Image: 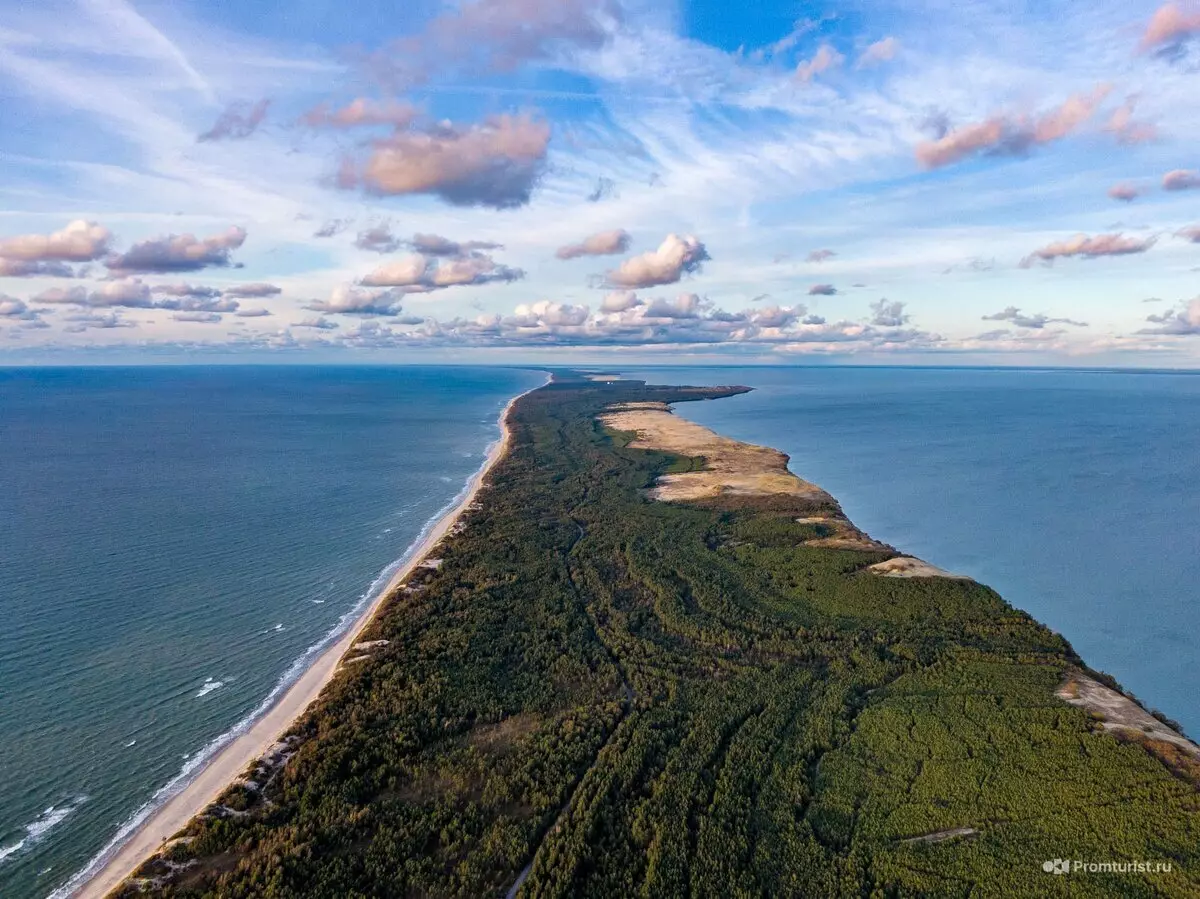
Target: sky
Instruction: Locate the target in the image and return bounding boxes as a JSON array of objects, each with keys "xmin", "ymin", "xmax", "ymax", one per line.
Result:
[{"xmin": 1, "ymin": 0, "xmax": 1199, "ymax": 366}]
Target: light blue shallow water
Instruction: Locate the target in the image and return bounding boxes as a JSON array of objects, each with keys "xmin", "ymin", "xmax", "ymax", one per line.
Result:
[
  {"xmin": 0, "ymin": 365, "xmax": 544, "ymax": 899},
  {"xmin": 624, "ymin": 366, "xmax": 1200, "ymax": 738}
]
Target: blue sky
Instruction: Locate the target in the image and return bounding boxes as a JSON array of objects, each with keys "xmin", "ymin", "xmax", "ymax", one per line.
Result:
[{"xmin": 1, "ymin": 0, "xmax": 1199, "ymax": 365}]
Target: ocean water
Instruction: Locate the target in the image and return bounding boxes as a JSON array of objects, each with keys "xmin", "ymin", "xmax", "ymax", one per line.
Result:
[
  {"xmin": 0, "ymin": 365, "xmax": 544, "ymax": 899},
  {"xmin": 624, "ymin": 366, "xmax": 1200, "ymax": 737}
]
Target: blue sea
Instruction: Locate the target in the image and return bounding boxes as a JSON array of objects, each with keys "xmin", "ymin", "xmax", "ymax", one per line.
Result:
[
  {"xmin": 0, "ymin": 365, "xmax": 545, "ymax": 899},
  {"xmin": 626, "ymin": 366, "xmax": 1200, "ymax": 738}
]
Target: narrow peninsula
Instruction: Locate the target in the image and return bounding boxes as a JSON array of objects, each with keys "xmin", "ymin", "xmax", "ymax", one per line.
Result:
[{"xmin": 99, "ymin": 373, "xmax": 1199, "ymax": 898}]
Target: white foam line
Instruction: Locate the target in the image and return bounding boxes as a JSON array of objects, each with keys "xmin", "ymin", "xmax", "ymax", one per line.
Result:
[{"xmin": 57, "ymin": 374, "xmax": 547, "ymax": 899}]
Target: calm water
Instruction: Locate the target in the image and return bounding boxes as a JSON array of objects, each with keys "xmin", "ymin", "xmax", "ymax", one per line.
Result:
[
  {"xmin": 0, "ymin": 365, "xmax": 544, "ymax": 899},
  {"xmin": 626, "ymin": 366, "xmax": 1200, "ymax": 737}
]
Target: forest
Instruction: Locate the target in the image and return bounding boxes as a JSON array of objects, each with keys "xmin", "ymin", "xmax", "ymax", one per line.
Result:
[{"xmin": 120, "ymin": 372, "xmax": 1200, "ymax": 898}]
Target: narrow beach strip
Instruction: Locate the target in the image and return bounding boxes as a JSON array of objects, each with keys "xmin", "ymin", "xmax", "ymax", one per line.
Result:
[{"xmin": 70, "ymin": 382, "xmax": 539, "ymax": 899}]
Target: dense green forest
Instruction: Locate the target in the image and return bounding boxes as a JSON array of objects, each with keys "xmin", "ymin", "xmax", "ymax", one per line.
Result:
[{"xmin": 121, "ymin": 373, "xmax": 1200, "ymax": 898}]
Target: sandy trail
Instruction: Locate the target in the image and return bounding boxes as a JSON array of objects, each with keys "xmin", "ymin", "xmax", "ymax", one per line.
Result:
[{"xmin": 71, "ymin": 384, "xmax": 537, "ymax": 899}]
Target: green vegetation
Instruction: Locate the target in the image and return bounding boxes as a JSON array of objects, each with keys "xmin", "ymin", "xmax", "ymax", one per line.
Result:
[{"xmin": 125, "ymin": 375, "xmax": 1200, "ymax": 898}]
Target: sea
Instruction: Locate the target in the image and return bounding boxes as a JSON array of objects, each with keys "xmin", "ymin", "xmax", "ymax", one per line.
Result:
[
  {"xmin": 1, "ymin": 365, "xmax": 1196, "ymax": 897},
  {"xmin": 625, "ymin": 366, "xmax": 1200, "ymax": 738},
  {"xmin": 0, "ymin": 365, "xmax": 545, "ymax": 899}
]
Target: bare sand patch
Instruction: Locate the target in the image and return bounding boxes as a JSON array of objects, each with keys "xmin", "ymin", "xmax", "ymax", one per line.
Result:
[
  {"xmin": 601, "ymin": 404, "xmax": 830, "ymax": 503},
  {"xmin": 808, "ymin": 535, "xmax": 891, "ymax": 552},
  {"xmin": 1056, "ymin": 671, "xmax": 1199, "ymax": 758},
  {"xmin": 867, "ymin": 557, "xmax": 970, "ymax": 579}
]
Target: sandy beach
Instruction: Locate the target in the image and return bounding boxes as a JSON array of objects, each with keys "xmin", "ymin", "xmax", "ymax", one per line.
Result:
[{"xmin": 71, "ymin": 385, "xmax": 535, "ymax": 899}]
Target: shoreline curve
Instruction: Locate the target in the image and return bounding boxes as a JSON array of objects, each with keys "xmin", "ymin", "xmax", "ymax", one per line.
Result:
[{"xmin": 68, "ymin": 378, "xmax": 543, "ymax": 899}]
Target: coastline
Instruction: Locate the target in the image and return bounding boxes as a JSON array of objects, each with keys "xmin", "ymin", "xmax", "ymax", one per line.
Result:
[
  {"xmin": 69, "ymin": 380, "xmax": 540, "ymax": 899},
  {"xmin": 61, "ymin": 374, "xmax": 1200, "ymax": 897}
]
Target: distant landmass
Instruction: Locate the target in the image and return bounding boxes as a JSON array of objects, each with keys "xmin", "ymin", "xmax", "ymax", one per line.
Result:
[{"xmin": 96, "ymin": 372, "xmax": 1200, "ymax": 897}]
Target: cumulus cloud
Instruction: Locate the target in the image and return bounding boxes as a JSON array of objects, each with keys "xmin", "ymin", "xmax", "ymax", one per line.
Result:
[
  {"xmin": 1141, "ymin": 297, "xmax": 1200, "ymax": 334},
  {"xmin": 1108, "ymin": 183, "xmax": 1141, "ymax": 202},
  {"xmin": 359, "ymin": 253, "xmax": 523, "ymax": 290},
  {"xmin": 198, "ymin": 99, "xmax": 269, "ymax": 142},
  {"xmin": 642, "ymin": 293, "xmax": 704, "ymax": 319},
  {"xmin": 604, "ymin": 234, "xmax": 709, "ymax": 288},
  {"xmin": 87, "ymin": 279, "xmax": 155, "ymax": 307},
  {"xmin": 794, "ymin": 44, "xmax": 844, "ymax": 82},
  {"xmin": 292, "ymin": 317, "xmax": 340, "ymax": 330},
  {"xmin": 0, "ymin": 297, "xmax": 41, "ymax": 320},
  {"xmin": 599, "ymin": 290, "xmax": 641, "ymax": 313},
  {"xmin": 982, "ymin": 306, "xmax": 1088, "ymax": 328},
  {"xmin": 368, "ymin": 0, "xmax": 621, "ymax": 89},
  {"xmin": 223, "ymin": 282, "xmax": 281, "ymax": 298},
  {"xmin": 339, "ymin": 114, "xmax": 550, "ymax": 209},
  {"xmin": 556, "ymin": 229, "xmax": 631, "ymax": 260},
  {"xmin": 157, "ymin": 296, "xmax": 239, "ymax": 313},
  {"xmin": 152, "ymin": 283, "xmax": 222, "ymax": 299},
  {"xmin": 1139, "ymin": 3, "xmax": 1200, "ymax": 53},
  {"xmin": 288, "ymin": 294, "xmax": 944, "ymax": 353},
  {"xmin": 857, "ymin": 37, "xmax": 898, "ymax": 67},
  {"xmin": 106, "ymin": 226, "xmax": 247, "ymax": 274},
  {"xmin": 511, "ymin": 300, "xmax": 590, "ymax": 327},
  {"xmin": 806, "ymin": 248, "xmax": 836, "ymax": 263},
  {"xmin": 301, "ymin": 99, "xmax": 418, "ymax": 129},
  {"xmin": 749, "ymin": 305, "xmax": 805, "ymax": 328},
  {"xmin": 915, "ymin": 86, "xmax": 1111, "ymax": 168},
  {"xmin": 235, "ymin": 307, "xmax": 273, "ymax": 318},
  {"xmin": 1177, "ymin": 225, "xmax": 1200, "ymax": 242},
  {"xmin": 808, "ymin": 283, "xmax": 837, "ymax": 295},
  {"xmin": 775, "ymin": 320, "xmax": 940, "ymax": 354},
  {"xmin": 1020, "ymin": 232, "xmax": 1155, "ymax": 266},
  {"xmin": 355, "ymin": 224, "xmax": 402, "ymax": 254},
  {"xmin": 0, "ymin": 220, "xmax": 111, "ymax": 271},
  {"xmin": 32, "ymin": 280, "xmax": 161, "ymax": 309},
  {"xmin": 171, "ymin": 311, "xmax": 223, "ymax": 323},
  {"xmin": 305, "ymin": 285, "xmax": 404, "ymax": 316},
  {"xmin": 358, "ymin": 255, "xmax": 428, "ymax": 288},
  {"xmin": 409, "ymin": 233, "xmax": 502, "ymax": 257},
  {"xmin": 1163, "ymin": 169, "xmax": 1200, "ymax": 191},
  {"xmin": 869, "ymin": 298, "xmax": 910, "ymax": 326}
]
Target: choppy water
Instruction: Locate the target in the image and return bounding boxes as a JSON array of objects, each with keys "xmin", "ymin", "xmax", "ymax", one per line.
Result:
[
  {"xmin": 0, "ymin": 365, "xmax": 543, "ymax": 898},
  {"xmin": 625, "ymin": 366, "xmax": 1200, "ymax": 738}
]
